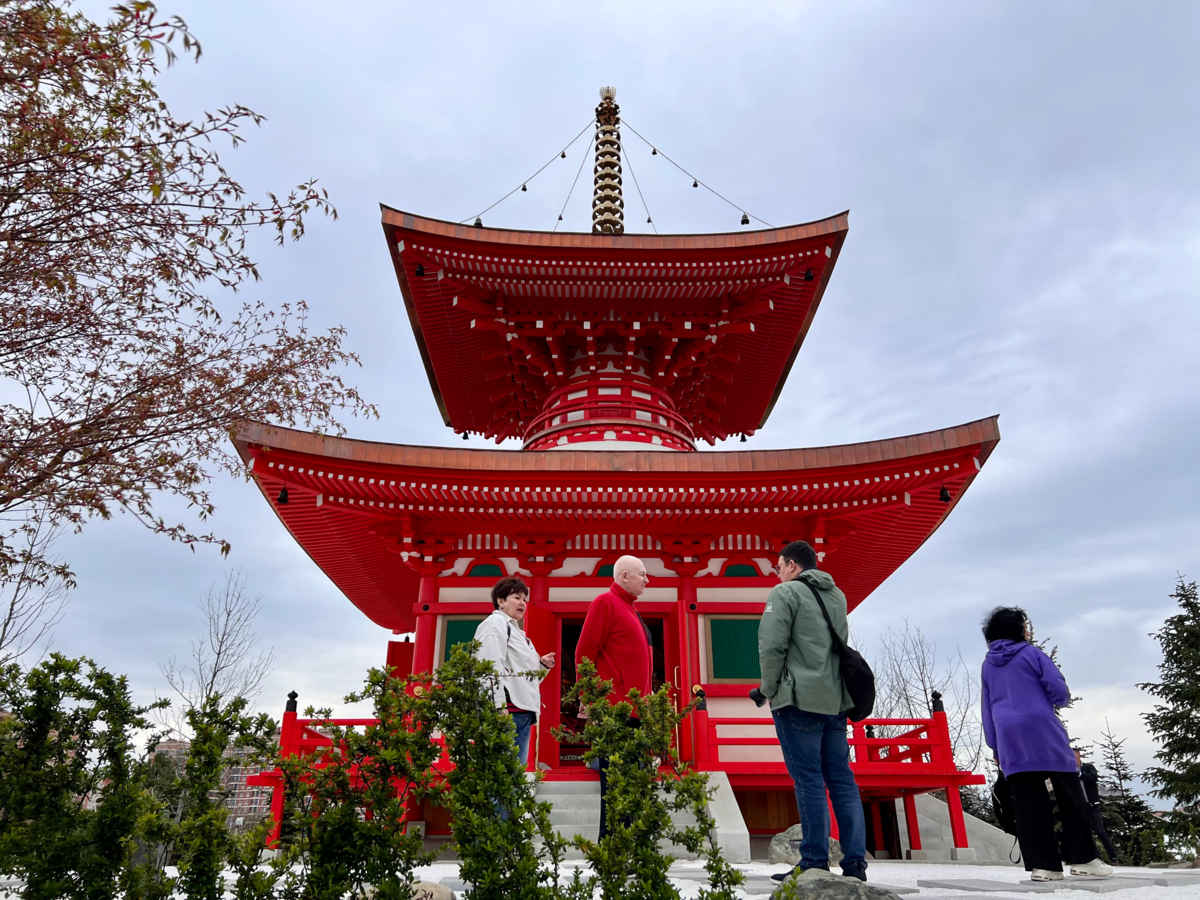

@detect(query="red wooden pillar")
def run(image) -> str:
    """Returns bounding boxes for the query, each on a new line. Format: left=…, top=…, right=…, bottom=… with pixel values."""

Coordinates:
left=525, top=560, right=559, bottom=769
left=670, top=559, right=702, bottom=762
left=903, top=793, right=923, bottom=855
left=828, top=792, right=840, bottom=840
left=870, top=801, right=886, bottom=856
left=266, top=690, right=299, bottom=847
left=410, top=562, right=444, bottom=677
left=946, top=786, right=969, bottom=849
left=932, top=691, right=970, bottom=850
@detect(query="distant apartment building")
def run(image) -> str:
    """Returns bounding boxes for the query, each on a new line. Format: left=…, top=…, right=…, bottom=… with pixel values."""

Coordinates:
left=149, top=737, right=273, bottom=830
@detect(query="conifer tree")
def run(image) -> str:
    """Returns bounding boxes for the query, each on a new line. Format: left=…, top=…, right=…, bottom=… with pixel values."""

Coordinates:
left=1095, top=722, right=1167, bottom=864
left=1140, top=576, right=1200, bottom=836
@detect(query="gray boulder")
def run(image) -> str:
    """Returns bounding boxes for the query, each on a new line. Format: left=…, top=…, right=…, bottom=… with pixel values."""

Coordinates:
left=772, top=868, right=900, bottom=899
left=768, top=823, right=843, bottom=867
left=409, top=883, right=453, bottom=900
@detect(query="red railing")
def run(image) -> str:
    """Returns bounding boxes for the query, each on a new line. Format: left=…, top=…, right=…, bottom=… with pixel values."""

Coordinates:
left=252, top=694, right=983, bottom=852
left=246, top=697, right=450, bottom=846
left=689, top=702, right=982, bottom=850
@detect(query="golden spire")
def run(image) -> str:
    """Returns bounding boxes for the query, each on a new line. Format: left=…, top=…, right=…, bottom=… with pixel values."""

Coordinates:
left=592, top=87, right=624, bottom=235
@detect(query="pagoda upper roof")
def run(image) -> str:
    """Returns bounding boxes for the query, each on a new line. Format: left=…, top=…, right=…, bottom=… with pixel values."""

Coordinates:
left=382, top=206, right=849, bottom=445
left=235, top=416, right=999, bottom=632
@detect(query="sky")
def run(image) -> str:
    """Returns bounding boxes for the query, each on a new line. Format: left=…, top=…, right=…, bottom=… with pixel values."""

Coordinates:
left=39, top=0, right=1200, bottom=798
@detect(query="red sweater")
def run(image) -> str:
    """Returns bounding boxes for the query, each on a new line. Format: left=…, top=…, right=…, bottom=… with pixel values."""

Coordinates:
left=575, top=582, right=653, bottom=708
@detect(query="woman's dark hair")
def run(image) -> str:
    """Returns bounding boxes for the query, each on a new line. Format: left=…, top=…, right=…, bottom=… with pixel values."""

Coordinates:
left=982, top=606, right=1028, bottom=643
left=490, top=575, right=528, bottom=609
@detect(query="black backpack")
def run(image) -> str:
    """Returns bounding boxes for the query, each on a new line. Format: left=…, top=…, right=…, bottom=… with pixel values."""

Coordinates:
left=796, top=573, right=876, bottom=722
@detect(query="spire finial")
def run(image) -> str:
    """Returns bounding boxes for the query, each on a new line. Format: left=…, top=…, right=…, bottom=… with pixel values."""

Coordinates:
left=592, top=87, right=624, bottom=235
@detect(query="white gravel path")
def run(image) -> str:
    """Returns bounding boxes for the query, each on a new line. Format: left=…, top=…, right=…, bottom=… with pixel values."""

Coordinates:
left=410, top=859, right=1200, bottom=899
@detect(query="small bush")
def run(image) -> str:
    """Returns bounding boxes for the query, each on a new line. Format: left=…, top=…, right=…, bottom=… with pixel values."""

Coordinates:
left=556, top=657, right=743, bottom=900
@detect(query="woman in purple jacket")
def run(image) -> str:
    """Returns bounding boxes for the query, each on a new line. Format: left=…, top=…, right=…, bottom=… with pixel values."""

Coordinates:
left=980, top=607, right=1112, bottom=882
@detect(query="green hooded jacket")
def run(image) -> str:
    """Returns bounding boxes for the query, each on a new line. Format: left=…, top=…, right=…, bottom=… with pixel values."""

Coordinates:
left=756, top=568, right=853, bottom=715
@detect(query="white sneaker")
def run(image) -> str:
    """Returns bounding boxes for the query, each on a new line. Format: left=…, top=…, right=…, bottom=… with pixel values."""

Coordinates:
left=1031, top=869, right=1064, bottom=881
left=1070, top=859, right=1114, bottom=877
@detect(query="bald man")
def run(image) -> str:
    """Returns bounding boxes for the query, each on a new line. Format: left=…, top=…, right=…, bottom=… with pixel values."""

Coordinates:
left=575, top=554, right=653, bottom=839
left=575, top=554, right=653, bottom=709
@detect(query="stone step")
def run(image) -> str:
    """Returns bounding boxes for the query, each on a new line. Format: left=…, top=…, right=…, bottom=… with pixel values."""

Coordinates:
left=549, top=809, right=600, bottom=826
left=536, top=780, right=601, bottom=796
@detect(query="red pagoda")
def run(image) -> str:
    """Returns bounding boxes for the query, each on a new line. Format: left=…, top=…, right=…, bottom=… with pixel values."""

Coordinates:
left=239, top=87, right=999, bottom=859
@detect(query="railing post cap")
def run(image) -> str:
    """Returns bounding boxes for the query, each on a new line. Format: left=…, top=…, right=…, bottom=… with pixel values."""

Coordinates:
left=286, top=690, right=298, bottom=713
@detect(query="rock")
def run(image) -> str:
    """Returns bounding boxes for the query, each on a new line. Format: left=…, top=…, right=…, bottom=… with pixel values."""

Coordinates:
left=771, top=868, right=901, bottom=899
left=410, top=883, right=454, bottom=900
left=768, top=823, right=844, bottom=867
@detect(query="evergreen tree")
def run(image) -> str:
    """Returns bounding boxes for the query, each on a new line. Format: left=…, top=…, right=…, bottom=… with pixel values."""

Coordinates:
left=1140, top=577, right=1200, bottom=837
left=1095, top=723, right=1168, bottom=864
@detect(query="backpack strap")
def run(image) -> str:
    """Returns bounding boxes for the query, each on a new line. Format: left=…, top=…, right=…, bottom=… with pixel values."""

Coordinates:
left=796, top=573, right=849, bottom=655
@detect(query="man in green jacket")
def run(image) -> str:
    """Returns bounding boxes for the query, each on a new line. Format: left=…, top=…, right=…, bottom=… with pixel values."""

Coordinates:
left=759, top=540, right=867, bottom=883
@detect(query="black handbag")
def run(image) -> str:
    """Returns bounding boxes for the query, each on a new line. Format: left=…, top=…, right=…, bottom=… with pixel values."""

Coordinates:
left=991, top=769, right=1017, bottom=835
left=797, top=573, right=876, bottom=722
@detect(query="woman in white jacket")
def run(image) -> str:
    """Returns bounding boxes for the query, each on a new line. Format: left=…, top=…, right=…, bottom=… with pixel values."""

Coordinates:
left=474, top=575, right=555, bottom=765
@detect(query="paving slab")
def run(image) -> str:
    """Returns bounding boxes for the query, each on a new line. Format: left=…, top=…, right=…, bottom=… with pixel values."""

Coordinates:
left=1040, top=877, right=1154, bottom=893
left=917, top=878, right=1059, bottom=893
left=1135, top=873, right=1200, bottom=886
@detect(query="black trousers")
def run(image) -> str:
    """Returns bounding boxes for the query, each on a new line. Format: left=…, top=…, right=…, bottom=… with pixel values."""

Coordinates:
left=1008, top=771, right=1099, bottom=872
left=1087, top=802, right=1118, bottom=861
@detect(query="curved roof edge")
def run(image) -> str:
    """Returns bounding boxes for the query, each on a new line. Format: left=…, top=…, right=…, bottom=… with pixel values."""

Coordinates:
left=234, top=416, right=1000, bottom=474
left=380, top=205, right=850, bottom=252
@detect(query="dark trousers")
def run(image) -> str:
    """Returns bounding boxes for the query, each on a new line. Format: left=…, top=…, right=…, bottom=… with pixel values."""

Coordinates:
left=1087, top=802, right=1118, bottom=861
left=1008, top=771, right=1099, bottom=872
left=597, top=719, right=640, bottom=839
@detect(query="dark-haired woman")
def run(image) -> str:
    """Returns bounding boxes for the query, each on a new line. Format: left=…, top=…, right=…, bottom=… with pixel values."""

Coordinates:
left=980, top=606, right=1112, bottom=882
left=475, top=575, right=555, bottom=765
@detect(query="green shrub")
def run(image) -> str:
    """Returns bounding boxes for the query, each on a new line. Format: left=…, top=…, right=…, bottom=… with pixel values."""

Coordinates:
left=273, top=669, right=441, bottom=900
left=0, top=655, right=166, bottom=900
left=428, top=641, right=570, bottom=900
left=556, top=657, right=743, bottom=900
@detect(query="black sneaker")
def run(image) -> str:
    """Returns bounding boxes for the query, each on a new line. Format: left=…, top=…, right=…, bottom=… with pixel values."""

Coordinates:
left=841, top=862, right=867, bottom=882
left=771, top=865, right=828, bottom=883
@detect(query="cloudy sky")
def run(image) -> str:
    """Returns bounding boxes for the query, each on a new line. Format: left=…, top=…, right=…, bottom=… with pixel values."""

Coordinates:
left=44, top=0, right=1199, bottom=796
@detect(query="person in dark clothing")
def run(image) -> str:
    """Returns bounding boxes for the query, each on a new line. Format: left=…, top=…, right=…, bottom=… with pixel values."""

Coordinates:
left=1076, top=750, right=1118, bottom=862
left=980, top=606, right=1112, bottom=882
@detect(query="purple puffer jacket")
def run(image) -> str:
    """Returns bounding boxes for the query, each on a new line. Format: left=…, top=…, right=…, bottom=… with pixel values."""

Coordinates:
left=981, top=640, right=1076, bottom=775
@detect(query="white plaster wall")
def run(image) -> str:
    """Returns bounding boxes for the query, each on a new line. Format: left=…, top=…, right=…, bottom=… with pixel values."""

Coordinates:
left=696, top=588, right=771, bottom=602
left=548, top=586, right=677, bottom=602
left=438, top=587, right=493, bottom=602
left=707, top=697, right=771, bottom=719
left=554, top=557, right=602, bottom=577
left=718, top=745, right=785, bottom=763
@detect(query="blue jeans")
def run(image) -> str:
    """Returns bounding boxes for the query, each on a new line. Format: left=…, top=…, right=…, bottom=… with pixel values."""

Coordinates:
left=772, top=706, right=866, bottom=872
left=498, top=711, right=537, bottom=822
left=512, top=711, right=535, bottom=766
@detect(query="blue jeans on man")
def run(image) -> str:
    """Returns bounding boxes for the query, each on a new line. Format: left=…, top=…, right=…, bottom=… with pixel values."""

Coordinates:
left=772, top=705, right=867, bottom=878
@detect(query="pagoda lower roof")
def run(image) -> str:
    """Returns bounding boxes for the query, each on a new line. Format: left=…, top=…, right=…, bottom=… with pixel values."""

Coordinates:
left=235, top=417, right=999, bottom=632
left=382, top=207, right=848, bottom=444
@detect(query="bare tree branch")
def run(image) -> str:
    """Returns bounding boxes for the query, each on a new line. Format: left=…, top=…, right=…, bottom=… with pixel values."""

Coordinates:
left=870, top=618, right=984, bottom=773
left=158, top=567, right=274, bottom=738
left=0, top=506, right=71, bottom=665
